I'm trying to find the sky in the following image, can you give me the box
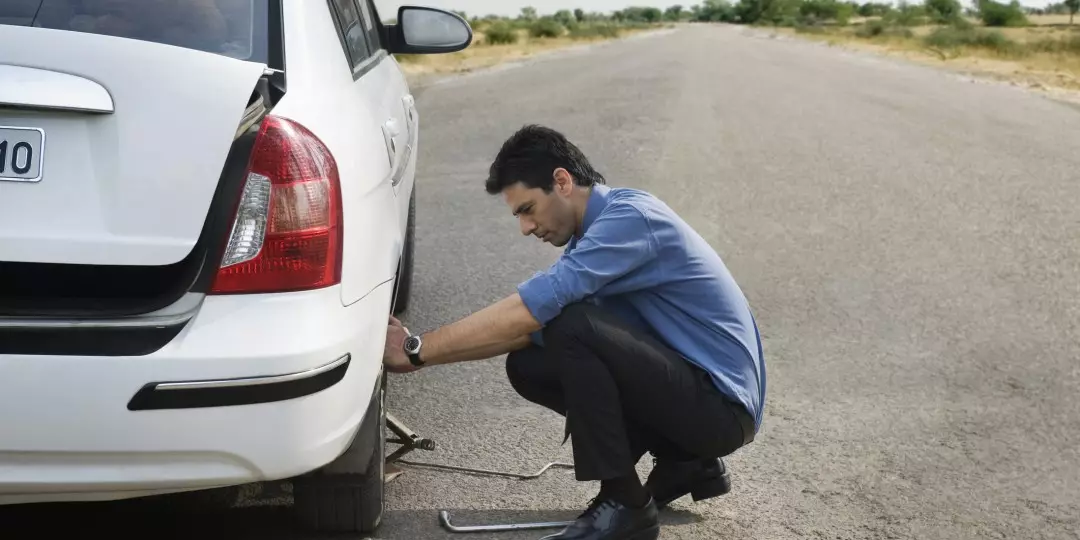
[373,0,1058,17]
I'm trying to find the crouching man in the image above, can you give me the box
[382,125,766,540]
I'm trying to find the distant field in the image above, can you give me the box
[781,14,1080,95]
[394,22,661,80]
[1024,13,1077,26]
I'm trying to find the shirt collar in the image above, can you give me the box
[569,184,611,250]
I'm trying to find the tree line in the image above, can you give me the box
[459,0,1079,29]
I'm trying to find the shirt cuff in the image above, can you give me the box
[517,271,562,325]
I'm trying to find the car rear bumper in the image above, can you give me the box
[0,282,392,505]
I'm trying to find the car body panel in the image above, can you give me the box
[274,0,406,306]
[0,282,392,503]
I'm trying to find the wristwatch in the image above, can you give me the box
[403,334,424,366]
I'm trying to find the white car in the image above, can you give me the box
[0,0,470,533]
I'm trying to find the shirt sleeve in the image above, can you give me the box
[516,203,659,326]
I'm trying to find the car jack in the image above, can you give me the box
[383,412,436,482]
[383,412,575,533]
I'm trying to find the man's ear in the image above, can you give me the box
[553,168,574,196]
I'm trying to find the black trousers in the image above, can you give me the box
[506,302,756,482]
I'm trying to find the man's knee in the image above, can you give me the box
[505,347,563,412]
[505,346,555,396]
[541,302,601,346]
[505,348,533,394]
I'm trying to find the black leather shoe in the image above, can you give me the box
[539,497,659,540]
[645,457,731,509]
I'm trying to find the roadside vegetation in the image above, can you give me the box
[715,0,1080,92]
[394,2,1080,94]
[392,7,675,78]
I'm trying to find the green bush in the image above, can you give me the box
[798,0,855,25]
[977,0,1029,27]
[855,19,914,38]
[569,23,622,39]
[949,16,975,30]
[923,26,1025,55]
[857,1,893,16]
[529,18,565,38]
[855,19,886,36]
[925,0,963,23]
[697,0,738,22]
[485,23,518,45]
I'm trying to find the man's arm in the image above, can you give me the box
[390,202,659,371]
[418,293,540,367]
[426,334,533,365]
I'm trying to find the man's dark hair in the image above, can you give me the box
[485,125,606,195]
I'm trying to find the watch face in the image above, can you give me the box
[404,336,421,354]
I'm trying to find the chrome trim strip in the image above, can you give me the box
[0,65,114,114]
[351,50,388,82]
[154,354,351,391]
[0,293,204,329]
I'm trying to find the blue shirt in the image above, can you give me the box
[516,184,766,432]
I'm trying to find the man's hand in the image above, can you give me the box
[384,316,420,374]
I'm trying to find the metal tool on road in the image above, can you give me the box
[383,413,577,534]
[398,459,574,480]
[439,510,575,533]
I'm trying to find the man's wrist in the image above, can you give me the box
[403,333,426,367]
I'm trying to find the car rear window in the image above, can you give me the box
[0,0,269,63]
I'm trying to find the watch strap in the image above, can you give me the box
[408,350,424,366]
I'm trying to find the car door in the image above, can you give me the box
[325,0,401,304]
[357,0,417,233]
[329,0,414,237]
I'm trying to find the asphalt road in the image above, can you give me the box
[5,24,1080,539]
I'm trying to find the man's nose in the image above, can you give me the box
[519,217,536,236]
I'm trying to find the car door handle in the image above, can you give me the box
[382,119,406,186]
[402,95,417,135]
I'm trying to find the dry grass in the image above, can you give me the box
[393,26,656,79]
[780,15,1080,95]
[1025,14,1077,26]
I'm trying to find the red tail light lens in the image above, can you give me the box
[209,116,343,294]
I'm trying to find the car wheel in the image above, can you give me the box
[292,375,386,533]
[392,187,416,316]
[137,484,241,514]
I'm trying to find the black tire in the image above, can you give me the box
[292,376,386,534]
[137,484,240,514]
[392,187,416,316]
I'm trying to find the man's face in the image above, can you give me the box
[501,170,578,247]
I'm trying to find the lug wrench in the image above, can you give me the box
[400,461,576,533]
[396,459,574,480]
[384,413,577,533]
[439,510,574,533]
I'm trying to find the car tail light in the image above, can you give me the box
[209,116,343,294]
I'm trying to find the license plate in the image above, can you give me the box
[0,126,45,183]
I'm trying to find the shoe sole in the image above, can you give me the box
[655,469,731,509]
